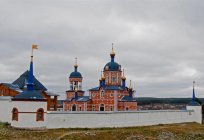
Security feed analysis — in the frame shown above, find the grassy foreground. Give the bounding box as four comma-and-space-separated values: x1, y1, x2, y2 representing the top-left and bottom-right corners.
0, 122, 204, 140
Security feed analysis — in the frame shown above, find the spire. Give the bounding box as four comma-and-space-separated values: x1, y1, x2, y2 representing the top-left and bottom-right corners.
192, 81, 196, 100
74, 57, 78, 72
110, 43, 115, 62
27, 44, 38, 91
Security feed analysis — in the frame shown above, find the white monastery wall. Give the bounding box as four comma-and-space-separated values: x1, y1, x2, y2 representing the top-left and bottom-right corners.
0, 98, 202, 129
11, 101, 47, 128
46, 108, 201, 129
0, 97, 12, 123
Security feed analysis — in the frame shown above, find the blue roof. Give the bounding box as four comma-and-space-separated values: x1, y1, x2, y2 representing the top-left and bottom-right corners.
69, 71, 82, 78
1, 83, 22, 92
14, 90, 44, 100
188, 100, 200, 106
104, 62, 120, 71
120, 96, 137, 102
89, 85, 125, 91
65, 96, 90, 102
12, 71, 47, 91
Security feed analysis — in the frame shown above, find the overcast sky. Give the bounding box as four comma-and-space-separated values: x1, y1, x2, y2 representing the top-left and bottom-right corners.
0, 0, 204, 99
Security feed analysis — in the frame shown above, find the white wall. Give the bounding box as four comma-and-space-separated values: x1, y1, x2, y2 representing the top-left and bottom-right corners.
0, 97, 12, 123
186, 105, 202, 124
11, 101, 47, 129
46, 109, 200, 129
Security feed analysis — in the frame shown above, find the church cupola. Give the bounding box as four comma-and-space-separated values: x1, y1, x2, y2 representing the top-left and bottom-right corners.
69, 58, 83, 91
121, 69, 126, 88
129, 80, 133, 98
99, 71, 105, 87
104, 44, 121, 71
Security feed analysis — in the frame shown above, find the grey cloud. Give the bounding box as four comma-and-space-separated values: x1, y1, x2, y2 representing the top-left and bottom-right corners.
0, 0, 204, 99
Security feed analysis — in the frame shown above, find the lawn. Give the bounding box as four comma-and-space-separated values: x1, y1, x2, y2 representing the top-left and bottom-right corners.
0, 122, 204, 140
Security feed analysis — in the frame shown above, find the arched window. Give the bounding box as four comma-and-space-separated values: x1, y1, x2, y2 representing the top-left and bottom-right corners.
36, 108, 44, 121
12, 108, 18, 121
112, 76, 116, 83
106, 76, 109, 83
72, 105, 76, 111
100, 90, 104, 98
100, 104, 105, 111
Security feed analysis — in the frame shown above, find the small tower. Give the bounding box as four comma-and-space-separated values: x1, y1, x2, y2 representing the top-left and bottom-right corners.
11, 45, 47, 129
129, 80, 133, 98
66, 58, 84, 99
188, 81, 200, 106
69, 58, 83, 91
186, 81, 202, 124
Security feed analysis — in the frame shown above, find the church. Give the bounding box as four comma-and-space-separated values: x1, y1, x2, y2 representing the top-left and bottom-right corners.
63, 47, 137, 111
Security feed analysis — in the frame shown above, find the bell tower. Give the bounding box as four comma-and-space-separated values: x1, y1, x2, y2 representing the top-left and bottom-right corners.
66, 58, 84, 99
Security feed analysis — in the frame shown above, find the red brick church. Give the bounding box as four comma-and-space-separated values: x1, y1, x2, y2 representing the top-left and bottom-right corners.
63, 47, 137, 111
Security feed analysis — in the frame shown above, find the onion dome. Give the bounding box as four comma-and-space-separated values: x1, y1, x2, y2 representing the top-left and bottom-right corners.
100, 71, 105, 80
121, 69, 126, 80
69, 58, 82, 78
104, 44, 121, 71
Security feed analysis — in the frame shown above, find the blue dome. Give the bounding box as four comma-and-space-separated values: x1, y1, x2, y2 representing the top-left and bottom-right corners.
14, 90, 44, 99
69, 71, 82, 78
104, 62, 120, 71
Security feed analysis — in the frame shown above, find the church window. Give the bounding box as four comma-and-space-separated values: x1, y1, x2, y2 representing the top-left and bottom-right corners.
105, 66, 109, 70
100, 90, 104, 98
110, 94, 113, 97
106, 76, 109, 83
112, 76, 116, 83
36, 108, 44, 121
12, 108, 18, 121
92, 93, 95, 97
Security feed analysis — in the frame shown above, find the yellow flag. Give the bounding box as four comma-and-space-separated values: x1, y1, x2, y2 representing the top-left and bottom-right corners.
32, 44, 38, 50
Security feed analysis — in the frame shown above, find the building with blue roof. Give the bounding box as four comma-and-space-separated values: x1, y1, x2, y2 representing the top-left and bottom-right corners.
64, 45, 137, 112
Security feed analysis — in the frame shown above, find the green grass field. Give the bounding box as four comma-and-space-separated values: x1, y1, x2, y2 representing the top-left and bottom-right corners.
0, 122, 204, 140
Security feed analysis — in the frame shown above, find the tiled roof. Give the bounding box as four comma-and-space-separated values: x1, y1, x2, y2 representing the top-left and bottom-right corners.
89, 86, 100, 91
14, 90, 44, 100
12, 71, 47, 91
188, 100, 200, 106
1, 83, 23, 93
89, 85, 125, 91
44, 91, 59, 96
64, 96, 90, 102
120, 96, 137, 102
